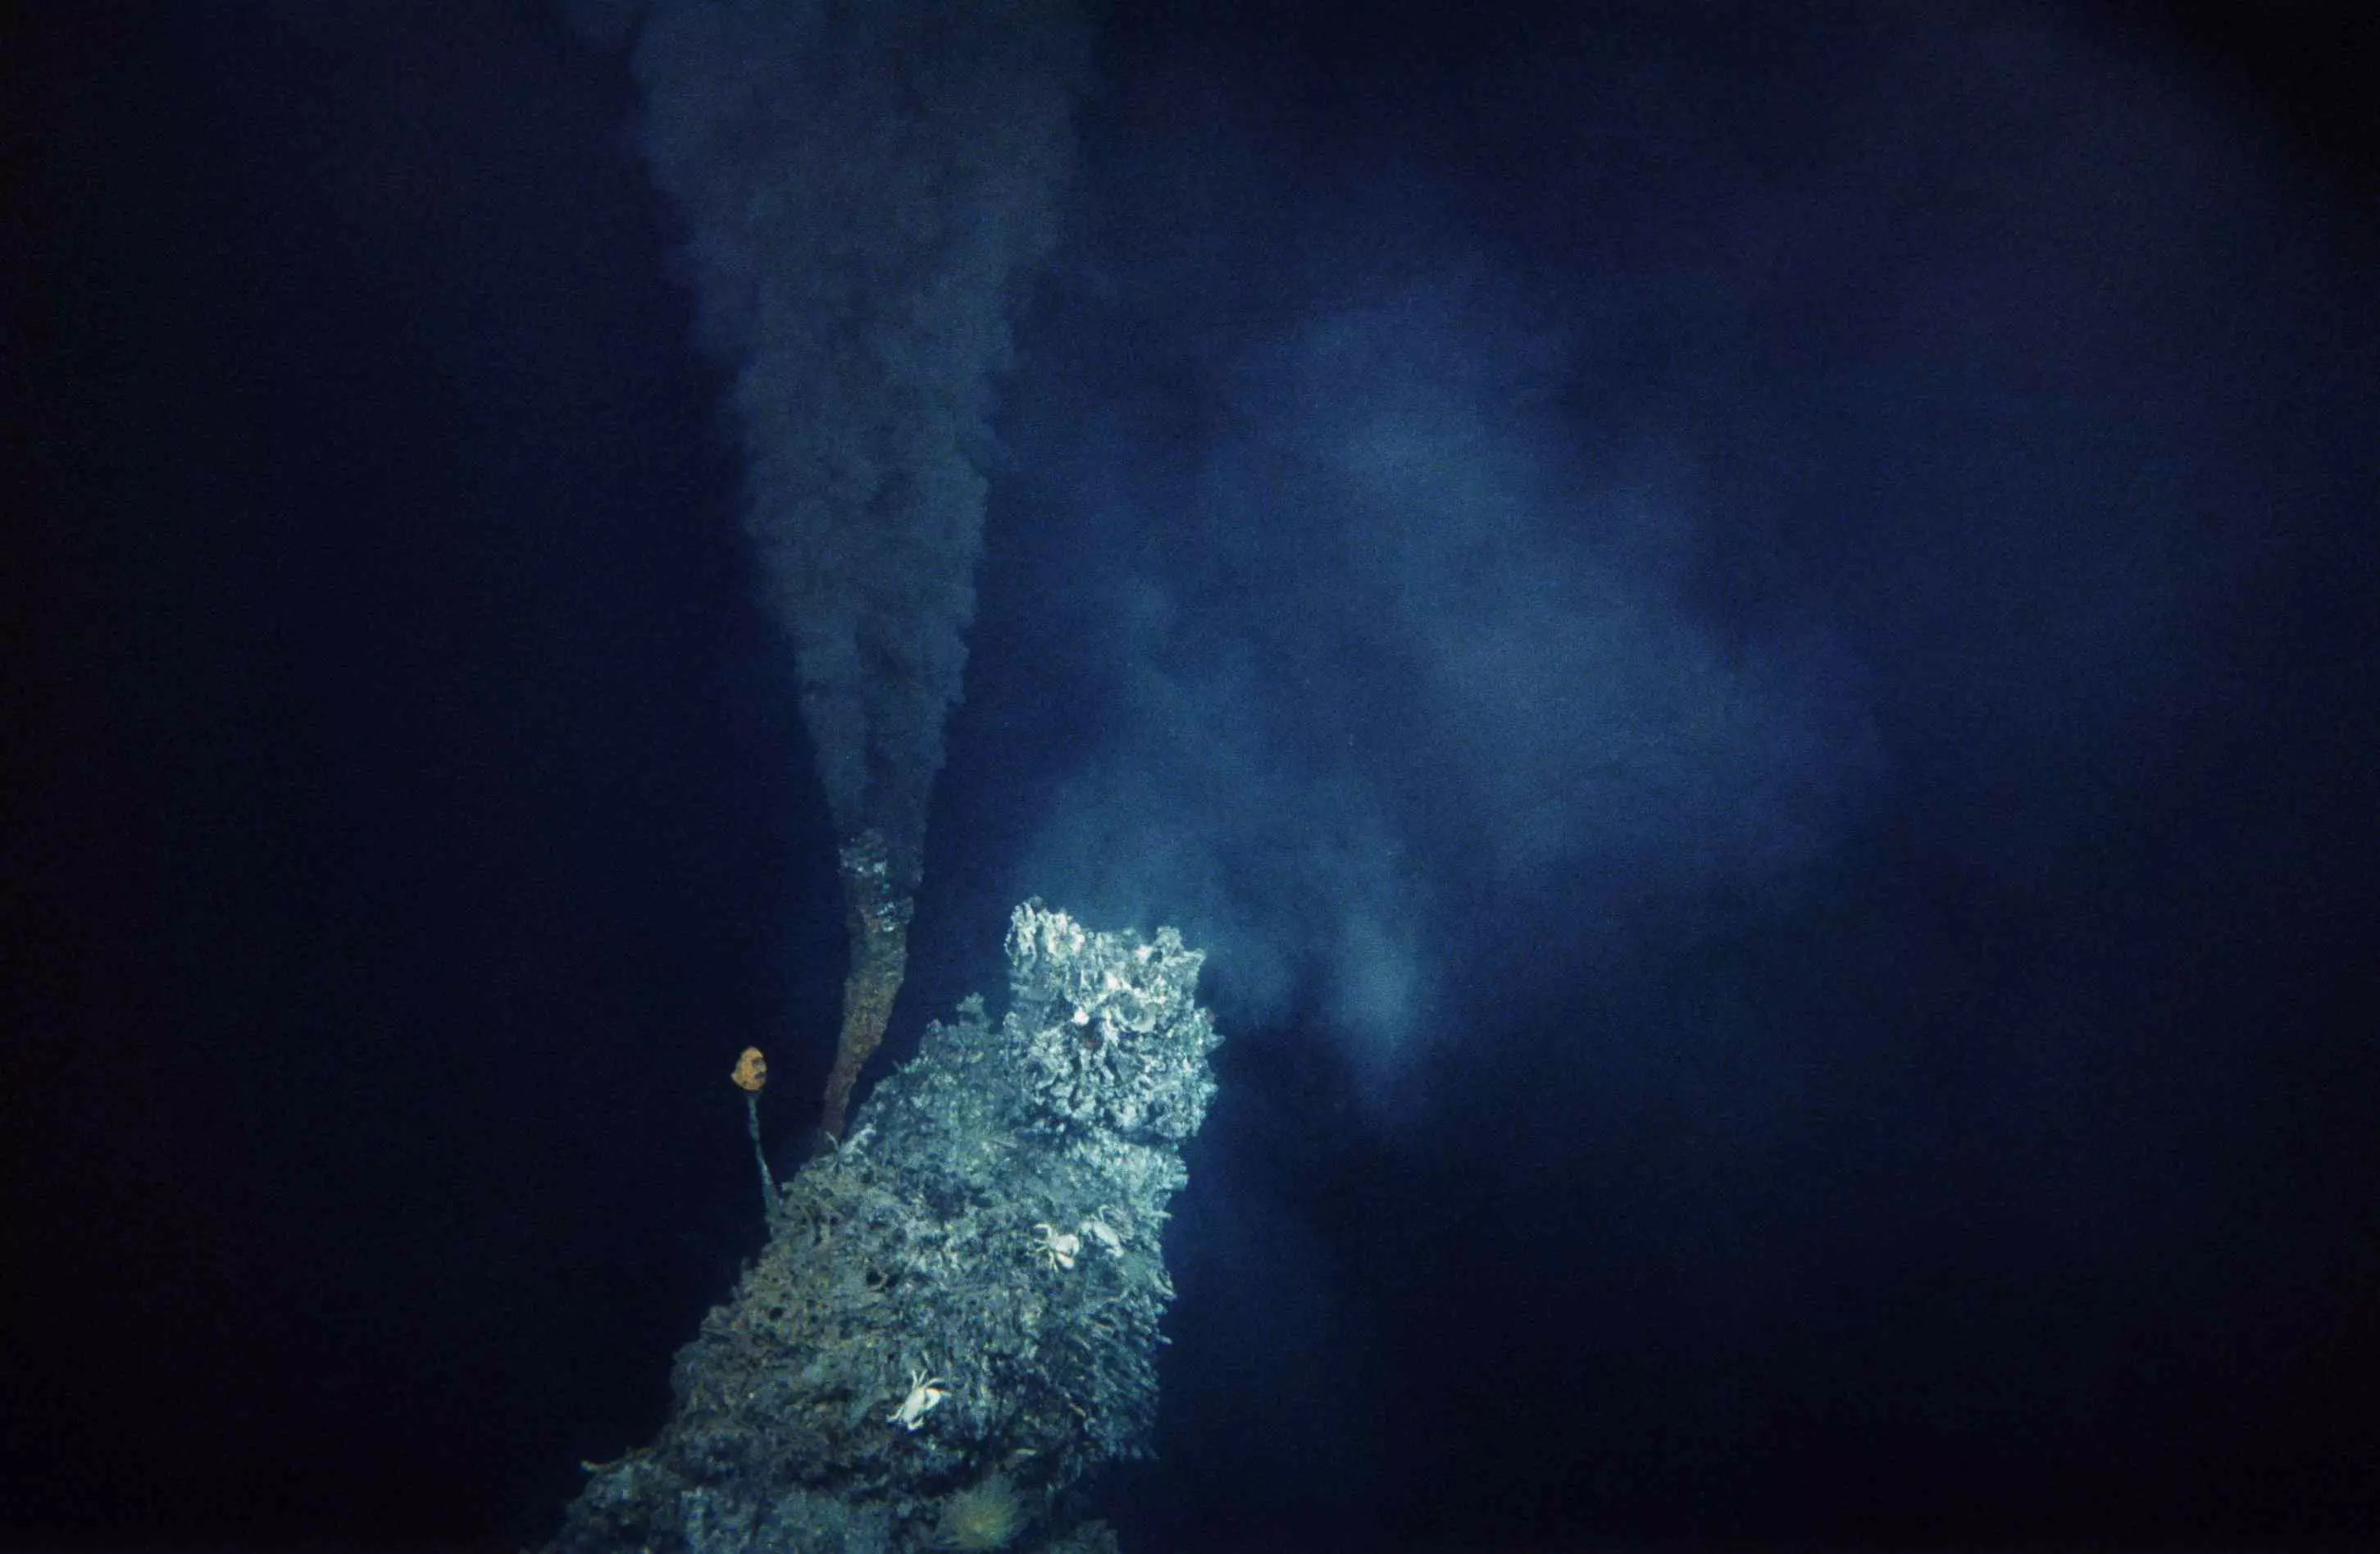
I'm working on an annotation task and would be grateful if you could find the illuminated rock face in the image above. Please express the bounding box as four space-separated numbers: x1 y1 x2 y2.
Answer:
546 905 1217 1554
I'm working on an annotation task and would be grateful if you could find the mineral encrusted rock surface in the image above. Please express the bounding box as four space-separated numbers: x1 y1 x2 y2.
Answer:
546 904 1219 1554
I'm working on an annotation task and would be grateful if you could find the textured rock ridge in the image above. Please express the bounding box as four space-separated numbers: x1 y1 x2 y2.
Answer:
545 903 1219 1554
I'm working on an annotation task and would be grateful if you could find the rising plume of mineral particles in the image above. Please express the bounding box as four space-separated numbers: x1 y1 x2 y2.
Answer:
629 1 1085 1139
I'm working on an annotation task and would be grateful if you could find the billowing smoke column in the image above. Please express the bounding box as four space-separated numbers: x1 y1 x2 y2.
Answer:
629 1 1082 1140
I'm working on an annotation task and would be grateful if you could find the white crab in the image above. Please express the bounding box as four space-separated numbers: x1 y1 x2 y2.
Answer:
886 1367 948 1432
1081 1218 1125 1257
1031 1222 1082 1271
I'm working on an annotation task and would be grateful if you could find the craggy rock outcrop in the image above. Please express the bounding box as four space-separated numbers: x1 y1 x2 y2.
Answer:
547 904 1219 1554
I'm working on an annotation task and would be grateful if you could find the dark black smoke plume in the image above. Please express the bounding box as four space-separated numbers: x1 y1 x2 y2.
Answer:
630 0 1083 892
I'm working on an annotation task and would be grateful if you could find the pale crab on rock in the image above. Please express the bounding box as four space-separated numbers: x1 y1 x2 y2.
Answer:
886 1367 948 1432
1031 1223 1081 1271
